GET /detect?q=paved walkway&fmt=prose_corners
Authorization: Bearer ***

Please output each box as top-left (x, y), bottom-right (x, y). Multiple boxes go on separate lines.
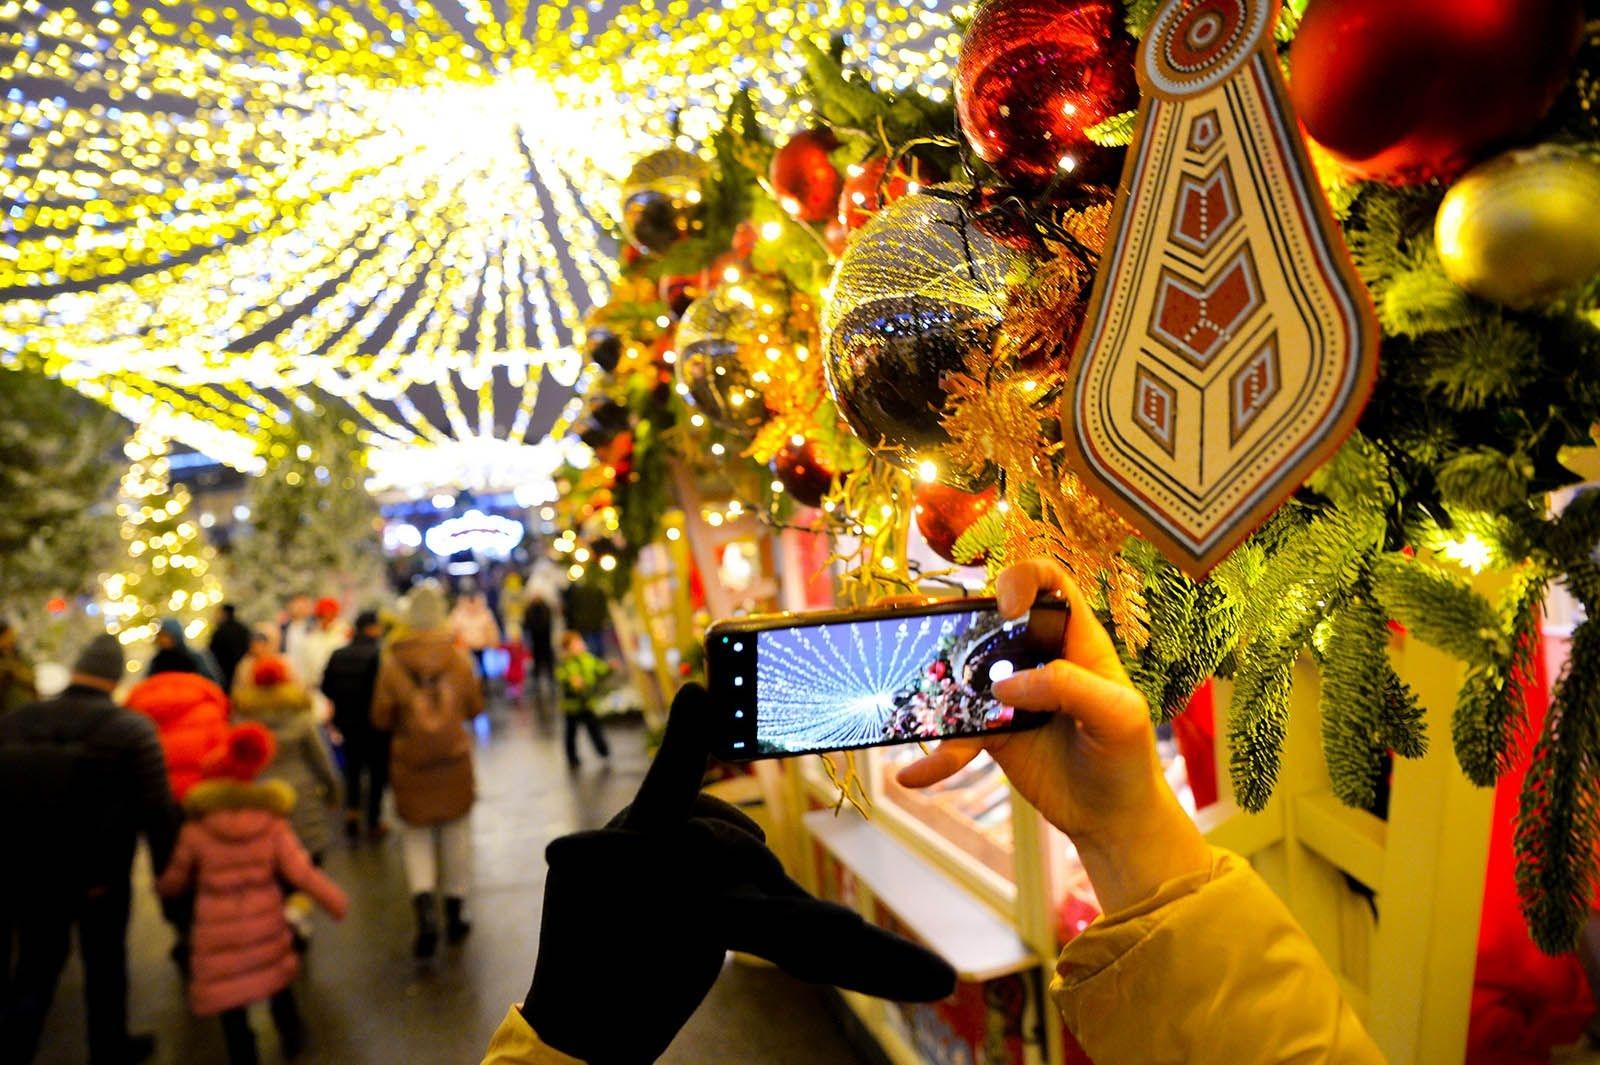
top-left (36, 698), bottom-right (869, 1064)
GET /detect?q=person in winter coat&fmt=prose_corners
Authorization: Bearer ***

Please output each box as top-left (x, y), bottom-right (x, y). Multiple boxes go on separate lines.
top-left (521, 595), bottom-right (557, 707)
top-left (232, 656), bottom-right (341, 863)
top-left (371, 582), bottom-right (484, 959)
top-left (0, 634), bottom-right (178, 1065)
top-left (158, 722), bottom-right (348, 1065)
top-left (148, 617), bottom-right (222, 685)
top-left (230, 624), bottom-right (280, 704)
top-left (321, 611), bottom-right (389, 841)
top-left (481, 560), bottom-right (1384, 1065)
top-left (208, 604), bottom-right (253, 696)
top-left (0, 619), bottom-right (37, 716)
top-left (449, 590), bottom-right (502, 684)
top-left (555, 630), bottom-right (610, 768)
top-left (123, 668), bottom-right (230, 802)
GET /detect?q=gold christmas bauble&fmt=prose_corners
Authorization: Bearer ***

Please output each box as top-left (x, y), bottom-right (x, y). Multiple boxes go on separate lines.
top-left (674, 278), bottom-right (788, 434)
top-left (1435, 146), bottom-right (1600, 308)
top-left (620, 148), bottom-right (708, 255)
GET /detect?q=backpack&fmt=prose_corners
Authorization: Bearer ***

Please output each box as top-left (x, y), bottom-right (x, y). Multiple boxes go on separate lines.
top-left (397, 669), bottom-right (469, 770)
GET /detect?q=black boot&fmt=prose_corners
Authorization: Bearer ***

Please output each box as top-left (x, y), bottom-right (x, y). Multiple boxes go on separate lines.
top-left (444, 896), bottom-right (472, 944)
top-left (412, 892), bottom-right (438, 959)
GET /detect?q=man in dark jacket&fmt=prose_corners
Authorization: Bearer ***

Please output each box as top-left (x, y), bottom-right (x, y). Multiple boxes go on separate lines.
top-left (321, 610), bottom-right (389, 841)
top-left (206, 603), bottom-right (252, 694)
top-left (0, 634), bottom-right (178, 1065)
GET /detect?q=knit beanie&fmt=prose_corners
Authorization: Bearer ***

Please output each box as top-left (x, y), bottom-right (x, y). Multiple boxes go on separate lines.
top-left (406, 582), bottom-right (448, 632)
top-left (252, 654), bottom-right (290, 689)
top-left (72, 634), bottom-right (125, 685)
top-left (314, 596), bottom-right (341, 621)
top-left (202, 722), bottom-right (277, 782)
top-left (158, 617), bottom-right (187, 644)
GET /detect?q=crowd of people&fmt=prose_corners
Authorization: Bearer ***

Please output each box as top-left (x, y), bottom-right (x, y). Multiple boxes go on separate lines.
top-left (0, 568), bottom-right (616, 1064)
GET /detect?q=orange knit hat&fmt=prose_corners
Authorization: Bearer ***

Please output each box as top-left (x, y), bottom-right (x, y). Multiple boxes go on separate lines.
top-left (252, 654), bottom-right (290, 689)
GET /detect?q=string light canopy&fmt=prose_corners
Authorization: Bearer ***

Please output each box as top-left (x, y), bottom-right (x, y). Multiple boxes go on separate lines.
top-left (0, 0), bottom-right (967, 490)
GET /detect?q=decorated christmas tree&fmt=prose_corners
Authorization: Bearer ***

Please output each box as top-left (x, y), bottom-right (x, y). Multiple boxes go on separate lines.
top-left (102, 426), bottom-right (224, 655)
top-left (226, 405), bottom-right (385, 623)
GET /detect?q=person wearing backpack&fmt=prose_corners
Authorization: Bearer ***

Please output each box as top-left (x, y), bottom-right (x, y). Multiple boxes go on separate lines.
top-left (370, 582), bottom-right (485, 959)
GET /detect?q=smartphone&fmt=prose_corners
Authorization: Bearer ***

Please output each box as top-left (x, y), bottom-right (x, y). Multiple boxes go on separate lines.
top-left (705, 595), bottom-right (1067, 761)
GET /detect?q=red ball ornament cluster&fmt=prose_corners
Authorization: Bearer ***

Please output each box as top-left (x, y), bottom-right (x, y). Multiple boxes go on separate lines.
top-left (837, 155), bottom-right (944, 232)
top-left (914, 482), bottom-right (999, 565)
top-left (771, 128), bottom-right (843, 222)
top-left (955, 0), bottom-right (1138, 186)
top-left (1288, 0), bottom-right (1584, 185)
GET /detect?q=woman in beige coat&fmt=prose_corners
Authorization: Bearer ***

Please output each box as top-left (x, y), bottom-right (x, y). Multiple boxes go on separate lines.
top-left (371, 582), bottom-right (485, 959)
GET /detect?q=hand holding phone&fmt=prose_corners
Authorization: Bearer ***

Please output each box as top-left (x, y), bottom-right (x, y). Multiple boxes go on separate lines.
top-left (898, 560), bottom-right (1213, 915)
top-left (704, 594), bottom-right (1067, 761)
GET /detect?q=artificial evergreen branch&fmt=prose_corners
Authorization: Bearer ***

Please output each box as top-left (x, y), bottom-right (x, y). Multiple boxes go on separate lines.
top-left (1371, 553), bottom-right (1505, 667)
top-left (1319, 593), bottom-right (1402, 811)
top-left (1516, 614), bottom-right (1600, 953)
top-left (1452, 567), bottom-right (1545, 786)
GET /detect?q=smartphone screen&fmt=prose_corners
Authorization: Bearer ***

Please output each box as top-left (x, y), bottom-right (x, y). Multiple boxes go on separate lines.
top-left (706, 597), bottom-right (1065, 760)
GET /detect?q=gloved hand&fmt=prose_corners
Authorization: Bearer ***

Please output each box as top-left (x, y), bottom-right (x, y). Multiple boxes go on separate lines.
top-left (522, 682), bottom-right (956, 1064)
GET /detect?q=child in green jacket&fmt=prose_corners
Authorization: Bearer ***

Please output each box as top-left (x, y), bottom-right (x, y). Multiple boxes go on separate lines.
top-left (555, 631), bottom-right (611, 768)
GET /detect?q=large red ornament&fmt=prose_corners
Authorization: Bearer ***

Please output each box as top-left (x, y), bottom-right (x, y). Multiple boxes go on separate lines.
top-left (955, 0), bottom-right (1137, 186)
top-left (771, 438), bottom-right (834, 509)
top-left (1289, 0), bottom-right (1584, 185)
top-left (838, 155), bottom-right (945, 232)
top-left (770, 128), bottom-right (842, 222)
top-left (914, 483), bottom-right (999, 565)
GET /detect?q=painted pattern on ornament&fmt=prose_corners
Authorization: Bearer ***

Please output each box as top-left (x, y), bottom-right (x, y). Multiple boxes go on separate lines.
top-left (1063, 0), bottom-right (1379, 576)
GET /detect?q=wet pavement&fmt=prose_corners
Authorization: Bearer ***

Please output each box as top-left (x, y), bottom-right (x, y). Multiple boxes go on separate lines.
top-left (35, 697), bottom-right (870, 1064)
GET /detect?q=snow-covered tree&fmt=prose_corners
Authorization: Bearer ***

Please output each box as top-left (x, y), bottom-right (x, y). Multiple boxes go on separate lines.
top-left (226, 405), bottom-right (385, 624)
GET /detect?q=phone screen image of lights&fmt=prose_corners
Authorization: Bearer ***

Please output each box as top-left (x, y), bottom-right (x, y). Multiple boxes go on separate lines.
top-left (750, 609), bottom-right (1045, 757)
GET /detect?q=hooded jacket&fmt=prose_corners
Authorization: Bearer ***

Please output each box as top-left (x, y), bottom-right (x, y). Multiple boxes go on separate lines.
top-left (232, 681), bottom-right (342, 856)
top-left (371, 630), bottom-right (484, 826)
top-left (124, 671), bottom-right (231, 801)
top-left (158, 778), bottom-right (347, 1016)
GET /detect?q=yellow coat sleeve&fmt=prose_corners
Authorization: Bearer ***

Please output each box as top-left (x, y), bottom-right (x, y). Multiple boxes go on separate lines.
top-left (1053, 848), bottom-right (1383, 1065)
top-left (480, 1007), bottom-right (586, 1065)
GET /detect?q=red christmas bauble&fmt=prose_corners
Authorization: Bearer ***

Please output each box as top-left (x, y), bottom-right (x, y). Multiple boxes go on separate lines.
top-left (914, 483), bottom-right (999, 565)
top-left (838, 155), bottom-right (945, 232)
top-left (1289, 0), bottom-right (1584, 185)
top-left (770, 128), bottom-right (842, 222)
top-left (823, 216), bottom-right (850, 257)
top-left (771, 438), bottom-right (835, 509)
top-left (659, 273), bottom-right (704, 318)
top-left (956, 0), bottom-right (1137, 186)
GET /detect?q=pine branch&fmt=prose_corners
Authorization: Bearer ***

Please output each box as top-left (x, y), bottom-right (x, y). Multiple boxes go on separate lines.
top-left (1319, 594), bottom-right (1405, 810)
top-left (1229, 650), bottom-right (1296, 812)
top-left (1517, 616), bottom-right (1600, 953)
top-left (1435, 449), bottom-right (1533, 513)
top-left (1452, 567), bottom-right (1545, 785)
top-left (1371, 553), bottom-right (1505, 666)
top-left (1419, 316), bottom-right (1537, 410)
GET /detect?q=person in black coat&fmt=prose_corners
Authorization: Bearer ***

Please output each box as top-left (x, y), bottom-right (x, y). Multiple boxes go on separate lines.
top-left (0, 634), bottom-right (178, 1065)
top-left (207, 603), bottom-right (252, 695)
top-left (320, 611), bottom-right (389, 841)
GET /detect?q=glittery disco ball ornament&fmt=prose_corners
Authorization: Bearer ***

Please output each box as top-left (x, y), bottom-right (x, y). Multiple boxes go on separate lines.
top-left (770, 128), bottom-right (842, 222)
top-left (620, 148), bottom-right (708, 254)
top-left (1289, 0), bottom-right (1583, 184)
top-left (675, 280), bottom-right (787, 434)
top-left (1435, 146), bottom-right (1600, 308)
top-left (914, 482), bottom-right (998, 565)
top-left (822, 189), bottom-right (1036, 489)
top-left (771, 438), bottom-right (835, 508)
top-left (585, 327), bottom-right (623, 374)
top-left (955, 0), bottom-right (1137, 186)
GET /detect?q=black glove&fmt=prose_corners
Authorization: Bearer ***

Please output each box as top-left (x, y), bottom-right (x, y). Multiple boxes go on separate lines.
top-left (522, 683), bottom-right (956, 1064)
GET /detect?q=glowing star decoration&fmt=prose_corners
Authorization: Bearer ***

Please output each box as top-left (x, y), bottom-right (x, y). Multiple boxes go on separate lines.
top-left (0, 0), bottom-right (970, 482)
top-left (1062, 0), bottom-right (1380, 577)
top-left (424, 510), bottom-right (526, 559)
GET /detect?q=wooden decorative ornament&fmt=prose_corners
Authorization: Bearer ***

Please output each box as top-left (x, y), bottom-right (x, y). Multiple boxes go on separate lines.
top-left (1062, 0), bottom-right (1379, 577)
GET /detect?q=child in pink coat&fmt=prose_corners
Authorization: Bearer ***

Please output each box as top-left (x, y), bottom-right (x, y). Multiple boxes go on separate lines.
top-left (158, 723), bottom-right (348, 1064)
